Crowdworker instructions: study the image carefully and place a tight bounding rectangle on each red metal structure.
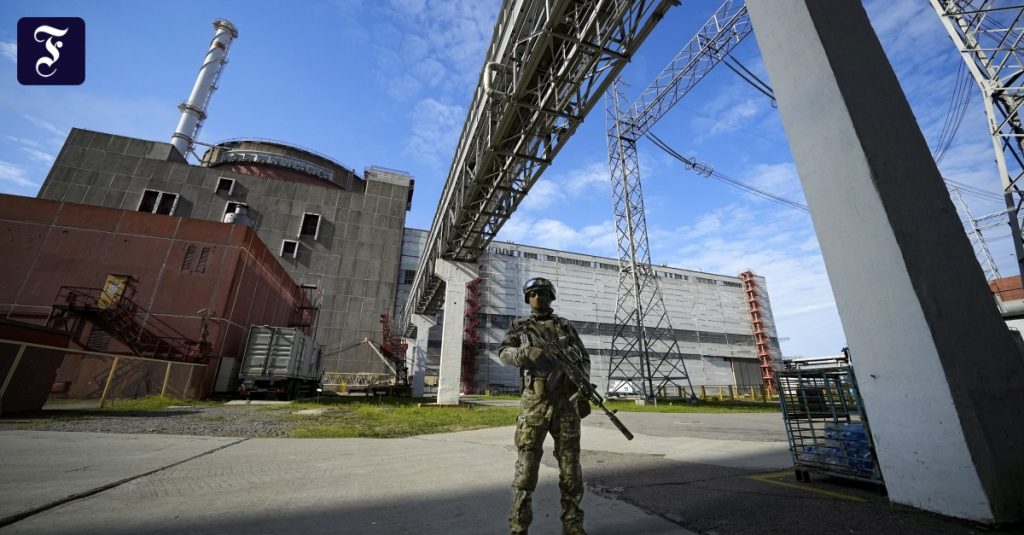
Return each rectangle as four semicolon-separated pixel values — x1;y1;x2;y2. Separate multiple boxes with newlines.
48;281;208;363
379;313;409;387
461;275;482;394
740;270;776;394
290;284;322;337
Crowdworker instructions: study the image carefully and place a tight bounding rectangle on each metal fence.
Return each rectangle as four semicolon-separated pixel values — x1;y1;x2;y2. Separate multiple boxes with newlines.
0;338;207;412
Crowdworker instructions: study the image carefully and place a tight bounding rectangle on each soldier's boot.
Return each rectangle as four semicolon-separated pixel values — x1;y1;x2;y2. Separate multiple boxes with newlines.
510;489;533;535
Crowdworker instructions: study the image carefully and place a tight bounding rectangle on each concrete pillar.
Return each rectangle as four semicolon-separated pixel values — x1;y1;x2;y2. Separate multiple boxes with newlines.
433;259;479;405
408;314;436;398
748;1;1024;523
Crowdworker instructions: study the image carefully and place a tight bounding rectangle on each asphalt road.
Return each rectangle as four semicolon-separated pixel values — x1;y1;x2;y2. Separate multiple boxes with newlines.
0;410;1016;534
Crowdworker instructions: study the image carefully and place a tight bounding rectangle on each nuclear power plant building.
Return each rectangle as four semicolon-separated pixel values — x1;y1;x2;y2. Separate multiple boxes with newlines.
33;129;413;377
396;228;781;394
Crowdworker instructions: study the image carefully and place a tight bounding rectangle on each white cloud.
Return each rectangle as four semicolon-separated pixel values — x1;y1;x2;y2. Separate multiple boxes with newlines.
403;98;464;167
386;74;423;102
21;148;55;165
565;162;609;194
497;215;616;255
0;41;15;63
518;179;562;212
648;201;842;356
22;114;66;137
708;98;760;135
519;161;610;212
367;0;497;103
412;58;448;89
369;0;498;166
0;161;37;188
6;135;55;165
6;136;41;148
741;162;807;205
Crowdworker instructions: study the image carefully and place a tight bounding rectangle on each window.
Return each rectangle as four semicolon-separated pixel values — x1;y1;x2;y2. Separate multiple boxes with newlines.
280;240;298;259
523;252;538;260
138;189;178;215
195;247;211;273
403;269;416;284
299;213;321;240
223;201;247;216
181;244;195;271
557;257;591;267
138;190;158;212
216;177;235;195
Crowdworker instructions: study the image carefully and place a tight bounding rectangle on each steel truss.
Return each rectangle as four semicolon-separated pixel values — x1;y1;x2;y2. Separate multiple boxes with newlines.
605;0;750;401
932;1;1024;279
400;0;678;335
952;187;1004;280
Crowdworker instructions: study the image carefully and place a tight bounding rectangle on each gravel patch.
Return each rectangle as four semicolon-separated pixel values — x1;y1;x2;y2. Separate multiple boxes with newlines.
1;405;312;438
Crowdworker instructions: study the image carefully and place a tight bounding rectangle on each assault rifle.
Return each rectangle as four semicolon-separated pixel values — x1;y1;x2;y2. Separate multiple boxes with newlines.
524;322;634;441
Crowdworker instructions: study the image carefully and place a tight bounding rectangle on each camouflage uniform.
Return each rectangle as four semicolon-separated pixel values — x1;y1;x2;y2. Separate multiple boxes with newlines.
499;311;591;535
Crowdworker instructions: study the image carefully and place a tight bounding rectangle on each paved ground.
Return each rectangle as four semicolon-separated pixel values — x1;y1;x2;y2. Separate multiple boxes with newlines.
0;409;1017;534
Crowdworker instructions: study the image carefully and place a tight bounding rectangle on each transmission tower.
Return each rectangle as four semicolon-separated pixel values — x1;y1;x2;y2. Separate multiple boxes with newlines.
604;0;751;402
606;81;695;402
952;186;1004;280
932;1;1024;279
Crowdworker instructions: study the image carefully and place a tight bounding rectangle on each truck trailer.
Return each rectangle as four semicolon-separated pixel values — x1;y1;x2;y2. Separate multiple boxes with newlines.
237;326;322;400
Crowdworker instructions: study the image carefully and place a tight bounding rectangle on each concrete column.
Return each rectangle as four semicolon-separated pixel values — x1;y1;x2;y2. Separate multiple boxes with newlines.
748;1;1024;523
408;314;436;398
433;259;479;405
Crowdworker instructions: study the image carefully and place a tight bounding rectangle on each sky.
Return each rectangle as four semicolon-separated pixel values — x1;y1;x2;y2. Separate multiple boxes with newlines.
0;1;1013;357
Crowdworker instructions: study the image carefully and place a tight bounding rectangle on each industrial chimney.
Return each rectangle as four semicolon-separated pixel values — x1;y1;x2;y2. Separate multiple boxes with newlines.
171;19;238;160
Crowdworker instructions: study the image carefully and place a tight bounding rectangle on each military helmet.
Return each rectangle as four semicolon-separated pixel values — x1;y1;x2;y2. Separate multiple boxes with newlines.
523;277;556;303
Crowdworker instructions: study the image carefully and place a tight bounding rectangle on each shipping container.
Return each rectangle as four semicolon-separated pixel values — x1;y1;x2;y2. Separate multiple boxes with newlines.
237;326;322;400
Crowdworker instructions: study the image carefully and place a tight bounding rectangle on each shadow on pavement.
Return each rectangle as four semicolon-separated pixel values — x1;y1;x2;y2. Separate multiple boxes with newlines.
576;449;1020;535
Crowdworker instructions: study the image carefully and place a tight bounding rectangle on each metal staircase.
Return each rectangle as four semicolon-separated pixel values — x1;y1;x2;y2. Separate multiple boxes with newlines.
47;285;207;363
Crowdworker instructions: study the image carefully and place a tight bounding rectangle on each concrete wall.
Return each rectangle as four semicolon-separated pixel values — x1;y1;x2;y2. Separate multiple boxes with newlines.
749;0;1024;522
397;228;778;393
36;129;412;375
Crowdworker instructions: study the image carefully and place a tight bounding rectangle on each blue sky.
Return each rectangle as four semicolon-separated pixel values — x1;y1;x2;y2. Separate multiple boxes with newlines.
0;1;1011;357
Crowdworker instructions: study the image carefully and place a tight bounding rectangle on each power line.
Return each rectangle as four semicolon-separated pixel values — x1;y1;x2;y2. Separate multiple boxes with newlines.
943;177;1004;202
933;61;973;165
722;55;776;104
646;131;809;212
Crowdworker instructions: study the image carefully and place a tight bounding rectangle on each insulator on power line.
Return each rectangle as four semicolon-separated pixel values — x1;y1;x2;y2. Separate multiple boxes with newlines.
688;160;713;177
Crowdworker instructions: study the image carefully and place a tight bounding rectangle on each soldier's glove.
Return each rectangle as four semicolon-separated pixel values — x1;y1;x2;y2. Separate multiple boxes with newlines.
514;346;546;367
523;346;544;363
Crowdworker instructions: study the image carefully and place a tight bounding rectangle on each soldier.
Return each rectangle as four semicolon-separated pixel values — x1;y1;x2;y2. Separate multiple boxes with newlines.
499;277;591;535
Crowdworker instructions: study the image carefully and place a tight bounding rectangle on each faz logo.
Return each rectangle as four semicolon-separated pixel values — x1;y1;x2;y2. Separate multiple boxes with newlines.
17;17;85;85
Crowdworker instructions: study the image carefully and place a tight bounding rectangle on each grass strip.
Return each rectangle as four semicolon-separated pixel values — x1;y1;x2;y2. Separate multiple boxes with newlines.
105;396;221;411
602;399;781;413
283;402;518;438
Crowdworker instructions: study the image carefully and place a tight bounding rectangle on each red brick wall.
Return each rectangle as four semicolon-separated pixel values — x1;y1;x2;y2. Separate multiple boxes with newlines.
989;276;1024;302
